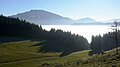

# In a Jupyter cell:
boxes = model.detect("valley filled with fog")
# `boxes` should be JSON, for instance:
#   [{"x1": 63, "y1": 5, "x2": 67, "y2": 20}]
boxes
[{"x1": 42, "y1": 25, "x2": 112, "y2": 43}]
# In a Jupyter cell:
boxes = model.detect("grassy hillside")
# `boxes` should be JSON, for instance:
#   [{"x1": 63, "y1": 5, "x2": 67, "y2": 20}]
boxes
[
  {"x1": 0, "y1": 40, "x2": 90, "y2": 67},
  {"x1": 0, "y1": 40, "x2": 120, "y2": 67},
  {"x1": 66, "y1": 48, "x2": 120, "y2": 67}
]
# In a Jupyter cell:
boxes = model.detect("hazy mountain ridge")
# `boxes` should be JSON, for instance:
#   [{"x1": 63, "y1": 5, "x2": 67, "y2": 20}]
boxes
[
  {"x1": 11, "y1": 10, "x2": 73, "y2": 25},
  {"x1": 73, "y1": 17, "x2": 113, "y2": 25},
  {"x1": 77, "y1": 17, "x2": 96, "y2": 23},
  {"x1": 11, "y1": 10, "x2": 115, "y2": 25}
]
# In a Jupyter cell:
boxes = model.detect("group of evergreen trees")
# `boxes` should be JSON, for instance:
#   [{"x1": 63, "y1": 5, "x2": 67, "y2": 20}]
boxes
[
  {"x1": 90, "y1": 32, "x2": 120, "y2": 54},
  {"x1": 0, "y1": 15, "x2": 43, "y2": 38},
  {"x1": 0, "y1": 15, "x2": 90, "y2": 55},
  {"x1": 47, "y1": 29, "x2": 89, "y2": 51},
  {"x1": 1, "y1": 15, "x2": 119, "y2": 55}
]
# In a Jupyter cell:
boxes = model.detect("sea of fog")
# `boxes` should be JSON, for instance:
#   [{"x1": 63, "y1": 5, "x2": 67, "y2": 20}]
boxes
[{"x1": 42, "y1": 25, "x2": 113, "y2": 43}]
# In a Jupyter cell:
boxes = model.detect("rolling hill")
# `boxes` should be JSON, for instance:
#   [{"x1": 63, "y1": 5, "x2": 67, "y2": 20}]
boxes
[
  {"x1": 0, "y1": 40, "x2": 90, "y2": 67},
  {"x1": 0, "y1": 40, "x2": 120, "y2": 67}
]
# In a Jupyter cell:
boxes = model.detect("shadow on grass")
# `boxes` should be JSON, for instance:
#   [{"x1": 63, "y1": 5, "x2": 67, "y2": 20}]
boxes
[
  {"x1": 0, "y1": 37, "x2": 83, "y2": 57},
  {"x1": 33, "y1": 41, "x2": 78, "y2": 57},
  {"x1": 0, "y1": 37, "x2": 28, "y2": 44},
  {"x1": 88, "y1": 50, "x2": 103, "y2": 56}
]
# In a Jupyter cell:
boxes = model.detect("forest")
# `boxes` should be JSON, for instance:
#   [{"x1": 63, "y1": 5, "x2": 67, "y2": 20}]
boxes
[
  {"x1": 0, "y1": 15, "x2": 90, "y2": 56},
  {"x1": 0, "y1": 15, "x2": 120, "y2": 67},
  {"x1": 0, "y1": 15, "x2": 120, "y2": 55},
  {"x1": 90, "y1": 31, "x2": 120, "y2": 55}
]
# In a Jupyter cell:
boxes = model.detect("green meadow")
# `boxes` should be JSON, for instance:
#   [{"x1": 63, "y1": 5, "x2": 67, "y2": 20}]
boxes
[
  {"x1": 0, "y1": 40, "x2": 90, "y2": 67},
  {"x1": 0, "y1": 40, "x2": 120, "y2": 67}
]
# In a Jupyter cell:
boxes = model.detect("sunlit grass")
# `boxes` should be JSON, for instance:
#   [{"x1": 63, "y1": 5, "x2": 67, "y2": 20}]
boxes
[
  {"x1": 1, "y1": 40, "x2": 119, "y2": 67},
  {"x1": 0, "y1": 40, "x2": 90, "y2": 67}
]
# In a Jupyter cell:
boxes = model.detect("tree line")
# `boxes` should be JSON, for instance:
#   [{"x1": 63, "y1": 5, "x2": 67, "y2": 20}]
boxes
[
  {"x1": 90, "y1": 31, "x2": 120, "y2": 55},
  {"x1": 0, "y1": 15, "x2": 90, "y2": 55},
  {"x1": 1, "y1": 15, "x2": 120, "y2": 55}
]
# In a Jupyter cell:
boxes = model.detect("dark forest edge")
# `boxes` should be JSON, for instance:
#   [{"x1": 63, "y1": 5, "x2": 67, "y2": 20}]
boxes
[
  {"x1": 90, "y1": 31, "x2": 120, "y2": 55},
  {"x1": 0, "y1": 15, "x2": 89, "y2": 56},
  {"x1": 0, "y1": 15, "x2": 120, "y2": 56}
]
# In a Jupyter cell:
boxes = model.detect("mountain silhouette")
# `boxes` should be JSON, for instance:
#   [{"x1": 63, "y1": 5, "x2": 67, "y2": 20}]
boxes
[
  {"x1": 77, "y1": 17, "x2": 96, "y2": 23},
  {"x1": 11, "y1": 10, "x2": 73, "y2": 25},
  {"x1": 11, "y1": 10, "x2": 114, "y2": 25}
]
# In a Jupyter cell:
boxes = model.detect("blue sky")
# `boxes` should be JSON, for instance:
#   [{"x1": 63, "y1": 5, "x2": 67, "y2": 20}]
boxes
[{"x1": 0, "y1": 0, "x2": 120, "y2": 21}]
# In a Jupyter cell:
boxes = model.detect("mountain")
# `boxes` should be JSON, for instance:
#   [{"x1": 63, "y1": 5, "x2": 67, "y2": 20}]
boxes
[
  {"x1": 11, "y1": 10, "x2": 73, "y2": 25},
  {"x1": 73, "y1": 17, "x2": 113, "y2": 25},
  {"x1": 11, "y1": 10, "x2": 115, "y2": 25},
  {"x1": 104, "y1": 19, "x2": 120, "y2": 23},
  {"x1": 77, "y1": 17, "x2": 96, "y2": 23},
  {"x1": 73, "y1": 17, "x2": 97, "y2": 25}
]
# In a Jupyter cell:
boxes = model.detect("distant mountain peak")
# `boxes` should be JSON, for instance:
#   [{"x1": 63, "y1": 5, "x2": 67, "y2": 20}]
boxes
[
  {"x1": 76, "y1": 17, "x2": 96, "y2": 24},
  {"x1": 77, "y1": 17, "x2": 96, "y2": 22},
  {"x1": 105, "y1": 19, "x2": 120, "y2": 22},
  {"x1": 11, "y1": 10, "x2": 73, "y2": 25}
]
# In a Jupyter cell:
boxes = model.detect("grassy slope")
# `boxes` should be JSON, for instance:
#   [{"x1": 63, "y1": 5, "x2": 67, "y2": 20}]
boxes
[
  {"x1": 64, "y1": 49, "x2": 120, "y2": 67},
  {"x1": 0, "y1": 40, "x2": 119, "y2": 67},
  {"x1": 0, "y1": 40, "x2": 90, "y2": 67},
  {"x1": 80, "y1": 49, "x2": 120, "y2": 67}
]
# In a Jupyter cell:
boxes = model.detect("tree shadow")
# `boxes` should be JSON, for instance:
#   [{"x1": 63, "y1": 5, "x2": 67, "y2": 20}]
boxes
[
  {"x1": 88, "y1": 50, "x2": 102, "y2": 56},
  {"x1": 0, "y1": 37, "x2": 27, "y2": 44},
  {"x1": 0, "y1": 37, "x2": 86, "y2": 57},
  {"x1": 33, "y1": 41, "x2": 78, "y2": 57},
  {"x1": 88, "y1": 51, "x2": 94, "y2": 56}
]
